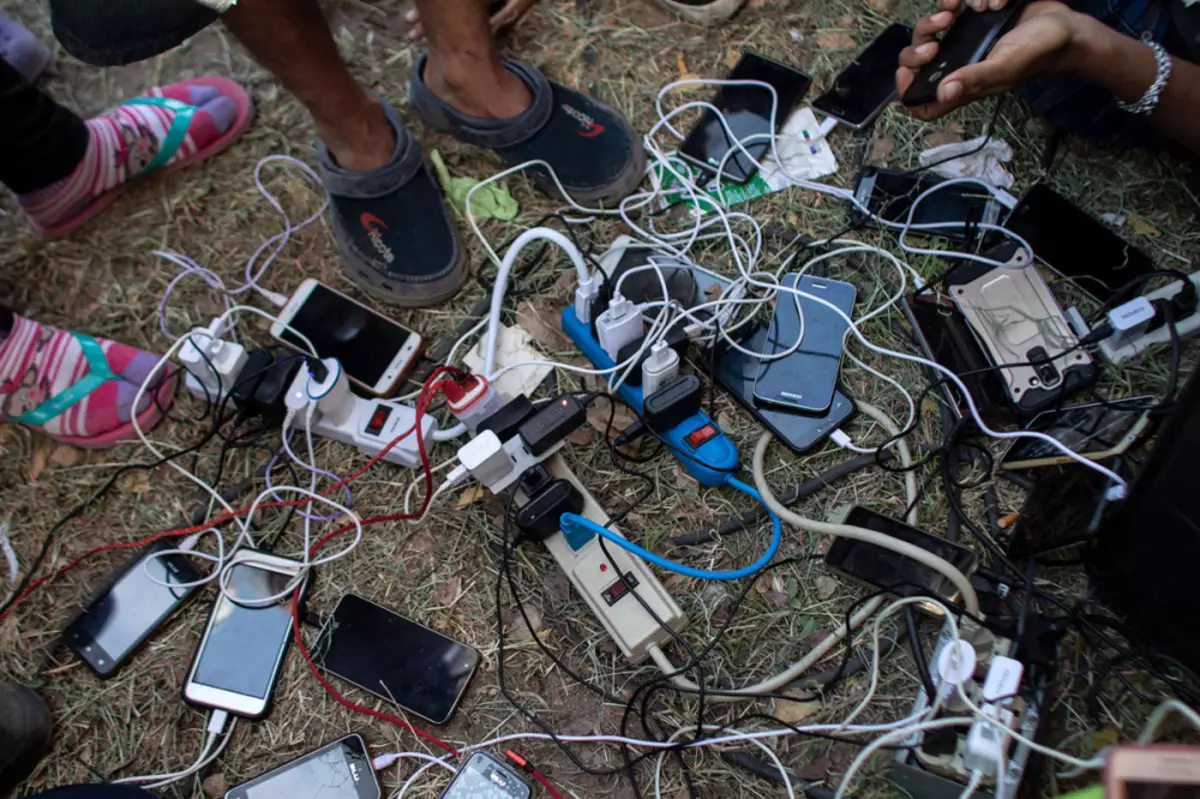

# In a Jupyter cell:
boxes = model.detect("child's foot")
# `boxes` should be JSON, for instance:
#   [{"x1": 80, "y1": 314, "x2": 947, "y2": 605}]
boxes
[
  {"x1": 17, "y1": 76, "x2": 254, "y2": 237},
  {"x1": 0, "y1": 312, "x2": 176, "y2": 449}
]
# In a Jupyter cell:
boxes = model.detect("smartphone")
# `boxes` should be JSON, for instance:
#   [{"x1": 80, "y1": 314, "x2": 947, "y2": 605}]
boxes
[
  {"x1": 812, "y1": 23, "x2": 913, "y2": 129},
  {"x1": 678, "y1": 52, "x2": 813, "y2": 184},
  {"x1": 903, "y1": 3, "x2": 1026, "y2": 107},
  {"x1": 852, "y1": 167, "x2": 1002, "y2": 242},
  {"x1": 904, "y1": 293, "x2": 1013, "y2": 423},
  {"x1": 183, "y1": 549, "x2": 308, "y2": 719},
  {"x1": 271, "y1": 279, "x2": 423, "y2": 397},
  {"x1": 1000, "y1": 397, "x2": 1154, "y2": 470},
  {"x1": 313, "y1": 593, "x2": 480, "y2": 725},
  {"x1": 440, "y1": 752, "x2": 532, "y2": 799},
  {"x1": 1003, "y1": 184, "x2": 1155, "y2": 304},
  {"x1": 710, "y1": 323, "x2": 856, "y2": 453},
  {"x1": 825, "y1": 506, "x2": 978, "y2": 611},
  {"x1": 1106, "y1": 746, "x2": 1200, "y2": 799},
  {"x1": 1007, "y1": 461, "x2": 1126, "y2": 560},
  {"x1": 225, "y1": 734, "x2": 380, "y2": 799},
  {"x1": 754, "y1": 273, "x2": 856, "y2": 413},
  {"x1": 63, "y1": 540, "x2": 201, "y2": 678}
]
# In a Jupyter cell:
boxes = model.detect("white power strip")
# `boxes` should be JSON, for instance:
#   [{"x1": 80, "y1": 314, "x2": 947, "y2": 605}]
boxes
[
  {"x1": 1088, "y1": 273, "x2": 1200, "y2": 364},
  {"x1": 525, "y1": 454, "x2": 687, "y2": 663}
]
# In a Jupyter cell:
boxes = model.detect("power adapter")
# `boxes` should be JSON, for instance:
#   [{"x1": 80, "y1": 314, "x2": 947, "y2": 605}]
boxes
[
  {"x1": 519, "y1": 395, "x2": 587, "y2": 456},
  {"x1": 615, "y1": 328, "x2": 690, "y2": 388},
  {"x1": 644, "y1": 375, "x2": 703, "y2": 431},
  {"x1": 229, "y1": 348, "x2": 304, "y2": 419},
  {"x1": 478, "y1": 394, "x2": 537, "y2": 442},
  {"x1": 641, "y1": 340, "x2": 680, "y2": 395},
  {"x1": 595, "y1": 294, "x2": 644, "y2": 360},
  {"x1": 515, "y1": 478, "x2": 584, "y2": 543}
]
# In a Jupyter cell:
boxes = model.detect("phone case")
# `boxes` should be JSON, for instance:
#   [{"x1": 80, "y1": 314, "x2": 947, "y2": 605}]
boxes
[
  {"x1": 439, "y1": 752, "x2": 532, "y2": 799},
  {"x1": 903, "y1": 3, "x2": 1026, "y2": 107},
  {"x1": 947, "y1": 242, "x2": 1097, "y2": 416}
]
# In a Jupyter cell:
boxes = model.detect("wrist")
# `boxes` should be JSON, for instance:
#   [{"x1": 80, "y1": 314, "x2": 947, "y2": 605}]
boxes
[
  {"x1": 1063, "y1": 11, "x2": 1116, "y2": 79},
  {"x1": 1065, "y1": 13, "x2": 1157, "y2": 103}
]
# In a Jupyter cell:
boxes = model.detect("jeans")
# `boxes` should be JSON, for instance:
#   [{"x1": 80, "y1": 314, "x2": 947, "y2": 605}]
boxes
[
  {"x1": 0, "y1": 59, "x2": 88, "y2": 194},
  {"x1": 49, "y1": 0, "x2": 217, "y2": 67}
]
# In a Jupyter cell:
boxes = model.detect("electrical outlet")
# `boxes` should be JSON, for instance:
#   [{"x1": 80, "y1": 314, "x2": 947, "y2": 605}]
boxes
[{"x1": 1097, "y1": 272, "x2": 1200, "y2": 363}]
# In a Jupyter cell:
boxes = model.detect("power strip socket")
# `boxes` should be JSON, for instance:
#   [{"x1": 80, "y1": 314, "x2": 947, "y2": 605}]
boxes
[
  {"x1": 1088, "y1": 272, "x2": 1200, "y2": 364},
  {"x1": 529, "y1": 454, "x2": 687, "y2": 663}
]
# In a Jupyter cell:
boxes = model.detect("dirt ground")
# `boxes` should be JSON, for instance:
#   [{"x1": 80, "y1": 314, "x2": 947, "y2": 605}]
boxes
[{"x1": 1, "y1": 0, "x2": 1199, "y2": 797}]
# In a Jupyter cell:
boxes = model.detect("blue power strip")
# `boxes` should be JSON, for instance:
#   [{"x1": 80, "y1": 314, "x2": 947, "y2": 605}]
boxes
[{"x1": 560, "y1": 307, "x2": 738, "y2": 487}]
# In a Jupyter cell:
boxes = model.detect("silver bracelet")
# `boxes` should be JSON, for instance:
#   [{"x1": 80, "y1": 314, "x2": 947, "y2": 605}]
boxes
[{"x1": 1116, "y1": 39, "x2": 1172, "y2": 116}]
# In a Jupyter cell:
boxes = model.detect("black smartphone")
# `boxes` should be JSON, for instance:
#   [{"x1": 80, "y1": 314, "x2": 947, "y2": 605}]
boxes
[
  {"x1": 1003, "y1": 184, "x2": 1155, "y2": 304},
  {"x1": 63, "y1": 539, "x2": 201, "y2": 678},
  {"x1": 225, "y1": 734, "x2": 380, "y2": 799},
  {"x1": 710, "y1": 323, "x2": 856, "y2": 453},
  {"x1": 852, "y1": 166, "x2": 1002, "y2": 242},
  {"x1": 904, "y1": 293, "x2": 1013, "y2": 423},
  {"x1": 812, "y1": 23, "x2": 914, "y2": 129},
  {"x1": 754, "y1": 273, "x2": 856, "y2": 413},
  {"x1": 999, "y1": 397, "x2": 1154, "y2": 470},
  {"x1": 903, "y1": 3, "x2": 1026, "y2": 107},
  {"x1": 678, "y1": 51, "x2": 813, "y2": 184},
  {"x1": 825, "y1": 506, "x2": 978, "y2": 610},
  {"x1": 440, "y1": 752, "x2": 532, "y2": 799},
  {"x1": 314, "y1": 593, "x2": 480, "y2": 725}
]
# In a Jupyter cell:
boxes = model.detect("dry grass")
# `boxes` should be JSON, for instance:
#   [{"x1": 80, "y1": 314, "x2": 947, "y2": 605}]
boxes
[{"x1": 1, "y1": 0, "x2": 1198, "y2": 797}]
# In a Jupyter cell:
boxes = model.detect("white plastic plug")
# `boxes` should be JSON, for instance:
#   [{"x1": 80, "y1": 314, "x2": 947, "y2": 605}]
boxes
[
  {"x1": 446, "y1": 375, "x2": 505, "y2": 431},
  {"x1": 178, "y1": 318, "x2": 247, "y2": 401},
  {"x1": 575, "y1": 271, "x2": 599, "y2": 325},
  {"x1": 596, "y1": 294, "x2": 644, "y2": 360},
  {"x1": 457, "y1": 430, "x2": 515, "y2": 487},
  {"x1": 306, "y1": 358, "x2": 354, "y2": 426},
  {"x1": 641, "y1": 340, "x2": 679, "y2": 396}
]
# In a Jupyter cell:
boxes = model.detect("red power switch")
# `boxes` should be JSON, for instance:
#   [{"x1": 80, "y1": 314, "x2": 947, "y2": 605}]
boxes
[
  {"x1": 365, "y1": 405, "x2": 391, "y2": 436},
  {"x1": 685, "y1": 423, "x2": 718, "y2": 449}
]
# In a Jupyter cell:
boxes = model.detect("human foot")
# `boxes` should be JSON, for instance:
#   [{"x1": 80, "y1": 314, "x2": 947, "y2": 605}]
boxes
[
  {"x1": 17, "y1": 76, "x2": 253, "y2": 237},
  {"x1": 411, "y1": 57, "x2": 646, "y2": 206},
  {"x1": 0, "y1": 313, "x2": 177, "y2": 448},
  {"x1": 422, "y1": 55, "x2": 533, "y2": 120},
  {"x1": 0, "y1": 12, "x2": 52, "y2": 82},
  {"x1": 317, "y1": 99, "x2": 467, "y2": 307},
  {"x1": 315, "y1": 92, "x2": 398, "y2": 172},
  {"x1": 404, "y1": 0, "x2": 539, "y2": 41}
]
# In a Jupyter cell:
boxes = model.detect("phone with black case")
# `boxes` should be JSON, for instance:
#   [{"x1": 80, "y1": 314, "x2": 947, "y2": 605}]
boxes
[{"x1": 903, "y1": 3, "x2": 1026, "y2": 107}]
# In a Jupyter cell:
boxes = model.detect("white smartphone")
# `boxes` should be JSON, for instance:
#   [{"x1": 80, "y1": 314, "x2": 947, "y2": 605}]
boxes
[
  {"x1": 270, "y1": 279, "x2": 423, "y2": 397},
  {"x1": 1107, "y1": 746, "x2": 1200, "y2": 799},
  {"x1": 183, "y1": 549, "x2": 308, "y2": 719}
]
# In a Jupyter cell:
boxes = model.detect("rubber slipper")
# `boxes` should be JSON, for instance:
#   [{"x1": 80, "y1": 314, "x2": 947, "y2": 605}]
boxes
[
  {"x1": 654, "y1": 0, "x2": 746, "y2": 25},
  {"x1": 44, "y1": 371, "x2": 178, "y2": 450},
  {"x1": 411, "y1": 57, "x2": 646, "y2": 207},
  {"x1": 317, "y1": 98, "x2": 467, "y2": 308},
  {"x1": 0, "y1": 12, "x2": 52, "y2": 83},
  {"x1": 32, "y1": 76, "x2": 255, "y2": 238}
]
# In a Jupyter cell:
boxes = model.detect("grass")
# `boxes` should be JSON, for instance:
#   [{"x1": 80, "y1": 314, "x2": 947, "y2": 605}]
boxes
[{"x1": 1, "y1": 0, "x2": 1198, "y2": 797}]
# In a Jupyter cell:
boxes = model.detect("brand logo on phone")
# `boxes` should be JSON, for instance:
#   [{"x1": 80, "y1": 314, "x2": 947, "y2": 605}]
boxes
[
  {"x1": 349, "y1": 762, "x2": 361, "y2": 783},
  {"x1": 360, "y1": 213, "x2": 395, "y2": 264},
  {"x1": 562, "y1": 104, "x2": 605, "y2": 137}
]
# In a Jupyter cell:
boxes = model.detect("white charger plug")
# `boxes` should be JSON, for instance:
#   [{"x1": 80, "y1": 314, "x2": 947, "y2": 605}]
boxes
[
  {"x1": 596, "y1": 294, "x2": 645, "y2": 361},
  {"x1": 641, "y1": 340, "x2": 679, "y2": 395}
]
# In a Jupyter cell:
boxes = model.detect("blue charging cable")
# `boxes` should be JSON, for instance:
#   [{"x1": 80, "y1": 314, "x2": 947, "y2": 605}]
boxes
[{"x1": 558, "y1": 474, "x2": 782, "y2": 581}]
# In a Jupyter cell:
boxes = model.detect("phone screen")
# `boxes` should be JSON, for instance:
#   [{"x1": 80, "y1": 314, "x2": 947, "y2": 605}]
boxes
[
  {"x1": 754, "y1": 274, "x2": 856, "y2": 413},
  {"x1": 281, "y1": 284, "x2": 413, "y2": 387},
  {"x1": 905, "y1": 295, "x2": 1011, "y2": 420},
  {"x1": 442, "y1": 753, "x2": 532, "y2": 799},
  {"x1": 1003, "y1": 184, "x2": 1154, "y2": 303},
  {"x1": 64, "y1": 541, "x2": 200, "y2": 673},
  {"x1": 227, "y1": 736, "x2": 378, "y2": 799},
  {"x1": 904, "y1": 5, "x2": 1024, "y2": 106},
  {"x1": 679, "y1": 52, "x2": 812, "y2": 183},
  {"x1": 315, "y1": 594, "x2": 480, "y2": 724},
  {"x1": 192, "y1": 564, "x2": 296, "y2": 699},
  {"x1": 712, "y1": 324, "x2": 854, "y2": 453},
  {"x1": 854, "y1": 168, "x2": 1001, "y2": 241},
  {"x1": 825, "y1": 507, "x2": 978, "y2": 605},
  {"x1": 812, "y1": 23, "x2": 912, "y2": 127},
  {"x1": 1000, "y1": 398, "x2": 1152, "y2": 468}
]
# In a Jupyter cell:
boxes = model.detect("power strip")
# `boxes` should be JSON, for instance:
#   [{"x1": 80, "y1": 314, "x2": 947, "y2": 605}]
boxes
[
  {"x1": 525, "y1": 454, "x2": 687, "y2": 663},
  {"x1": 1076, "y1": 272, "x2": 1200, "y2": 364}
]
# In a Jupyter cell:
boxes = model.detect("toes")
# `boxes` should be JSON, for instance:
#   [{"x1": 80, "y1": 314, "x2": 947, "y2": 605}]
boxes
[
  {"x1": 200, "y1": 96, "x2": 238, "y2": 134},
  {"x1": 186, "y1": 85, "x2": 221, "y2": 106}
]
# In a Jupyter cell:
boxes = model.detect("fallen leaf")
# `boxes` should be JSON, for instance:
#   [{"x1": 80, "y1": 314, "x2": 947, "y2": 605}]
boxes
[
  {"x1": 586, "y1": 402, "x2": 638, "y2": 437},
  {"x1": 816, "y1": 575, "x2": 840, "y2": 600},
  {"x1": 433, "y1": 577, "x2": 462, "y2": 606},
  {"x1": 568, "y1": 425, "x2": 597, "y2": 446},
  {"x1": 798, "y1": 756, "x2": 832, "y2": 782},
  {"x1": 122, "y1": 470, "x2": 152, "y2": 495},
  {"x1": 508, "y1": 607, "x2": 544, "y2": 641},
  {"x1": 726, "y1": 49, "x2": 741, "y2": 70},
  {"x1": 1092, "y1": 728, "x2": 1119, "y2": 751},
  {"x1": 815, "y1": 30, "x2": 856, "y2": 50},
  {"x1": 868, "y1": 136, "x2": 894, "y2": 165},
  {"x1": 676, "y1": 51, "x2": 690, "y2": 77},
  {"x1": 774, "y1": 693, "x2": 821, "y2": 724},
  {"x1": 754, "y1": 574, "x2": 789, "y2": 608},
  {"x1": 202, "y1": 774, "x2": 229, "y2": 798},
  {"x1": 673, "y1": 465, "x2": 694, "y2": 491},
  {"x1": 27, "y1": 446, "x2": 48, "y2": 483},
  {"x1": 543, "y1": 571, "x2": 573, "y2": 603},
  {"x1": 50, "y1": 444, "x2": 81, "y2": 468},
  {"x1": 455, "y1": 484, "x2": 489, "y2": 509},
  {"x1": 1129, "y1": 215, "x2": 1161, "y2": 237},
  {"x1": 924, "y1": 128, "x2": 964, "y2": 148},
  {"x1": 516, "y1": 298, "x2": 571, "y2": 352},
  {"x1": 868, "y1": 0, "x2": 898, "y2": 12}
]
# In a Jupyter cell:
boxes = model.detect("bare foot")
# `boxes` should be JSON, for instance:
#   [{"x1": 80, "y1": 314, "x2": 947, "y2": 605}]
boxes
[
  {"x1": 423, "y1": 57, "x2": 533, "y2": 120},
  {"x1": 317, "y1": 93, "x2": 397, "y2": 171},
  {"x1": 405, "y1": 0, "x2": 539, "y2": 41}
]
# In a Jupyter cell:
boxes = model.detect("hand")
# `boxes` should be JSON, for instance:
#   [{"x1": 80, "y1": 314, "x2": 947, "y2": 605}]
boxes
[
  {"x1": 405, "y1": 0, "x2": 540, "y2": 41},
  {"x1": 896, "y1": 0, "x2": 1088, "y2": 120}
]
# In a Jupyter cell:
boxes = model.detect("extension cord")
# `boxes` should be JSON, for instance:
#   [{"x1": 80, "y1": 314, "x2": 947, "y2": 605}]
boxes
[
  {"x1": 528, "y1": 454, "x2": 687, "y2": 663},
  {"x1": 1086, "y1": 272, "x2": 1200, "y2": 363}
]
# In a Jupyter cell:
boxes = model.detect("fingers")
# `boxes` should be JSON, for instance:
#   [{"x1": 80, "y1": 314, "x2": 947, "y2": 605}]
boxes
[
  {"x1": 937, "y1": 60, "x2": 1015, "y2": 103},
  {"x1": 964, "y1": 0, "x2": 1010, "y2": 9},
  {"x1": 895, "y1": 66, "x2": 956, "y2": 121},
  {"x1": 912, "y1": 9, "x2": 955, "y2": 45},
  {"x1": 405, "y1": 7, "x2": 425, "y2": 40},
  {"x1": 898, "y1": 40, "x2": 940, "y2": 69}
]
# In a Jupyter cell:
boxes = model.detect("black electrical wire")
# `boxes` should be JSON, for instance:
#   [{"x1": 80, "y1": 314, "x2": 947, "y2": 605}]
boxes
[{"x1": 904, "y1": 606, "x2": 937, "y2": 701}]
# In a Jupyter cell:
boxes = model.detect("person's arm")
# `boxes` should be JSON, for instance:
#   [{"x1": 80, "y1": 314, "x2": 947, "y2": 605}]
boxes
[{"x1": 897, "y1": 0, "x2": 1200, "y2": 155}]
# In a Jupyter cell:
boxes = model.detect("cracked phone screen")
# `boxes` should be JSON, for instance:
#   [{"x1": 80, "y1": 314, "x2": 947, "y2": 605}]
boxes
[{"x1": 245, "y1": 749, "x2": 362, "y2": 799}]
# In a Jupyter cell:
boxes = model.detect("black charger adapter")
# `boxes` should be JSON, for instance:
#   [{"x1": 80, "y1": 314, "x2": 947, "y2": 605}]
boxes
[
  {"x1": 644, "y1": 375, "x2": 703, "y2": 431},
  {"x1": 516, "y1": 478, "x2": 584, "y2": 543},
  {"x1": 519, "y1": 395, "x2": 587, "y2": 456}
]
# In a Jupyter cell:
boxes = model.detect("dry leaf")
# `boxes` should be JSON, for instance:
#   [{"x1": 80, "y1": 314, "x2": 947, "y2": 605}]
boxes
[
  {"x1": 798, "y1": 756, "x2": 832, "y2": 782},
  {"x1": 27, "y1": 446, "x2": 48, "y2": 483},
  {"x1": 586, "y1": 402, "x2": 638, "y2": 437},
  {"x1": 726, "y1": 49, "x2": 741, "y2": 70},
  {"x1": 508, "y1": 607, "x2": 543, "y2": 641},
  {"x1": 868, "y1": 0, "x2": 898, "y2": 12},
  {"x1": 202, "y1": 774, "x2": 229, "y2": 798},
  {"x1": 516, "y1": 298, "x2": 571, "y2": 352},
  {"x1": 815, "y1": 30, "x2": 856, "y2": 50},
  {"x1": 755, "y1": 574, "x2": 790, "y2": 608},
  {"x1": 50, "y1": 444, "x2": 81, "y2": 468},
  {"x1": 676, "y1": 51, "x2": 690, "y2": 77},
  {"x1": 455, "y1": 484, "x2": 488, "y2": 509},
  {"x1": 868, "y1": 136, "x2": 894, "y2": 165},
  {"x1": 924, "y1": 128, "x2": 964, "y2": 148},
  {"x1": 774, "y1": 694, "x2": 821, "y2": 724},
  {"x1": 433, "y1": 577, "x2": 462, "y2": 606},
  {"x1": 1129, "y1": 215, "x2": 1161, "y2": 237},
  {"x1": 543, "y1": 571, "x2": 573, "y2": 604},
  {"x1": 568, "y1": 425, "x2": 597, "y2": 446},
  {"x1": 816, "y1": 575, "x2": 840, "y2": 600}
]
